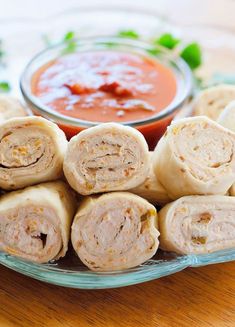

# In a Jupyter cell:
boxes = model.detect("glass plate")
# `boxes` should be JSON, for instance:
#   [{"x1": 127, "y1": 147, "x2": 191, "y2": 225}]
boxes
[
  {"x1": 1, "y1": 248, "x2": 235, "y2": 289},
  {"x1": 1, "y1": 5, "x2": 235, "y2": 289}
]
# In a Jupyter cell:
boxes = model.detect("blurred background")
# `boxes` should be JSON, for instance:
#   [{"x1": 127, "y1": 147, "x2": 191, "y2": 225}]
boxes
[
  {"x1": 1, "y1": 0, "x2": 235, "y2": 94},
  {"x1": 1, "y1": 0, "x2": 235, "y2": 29}
]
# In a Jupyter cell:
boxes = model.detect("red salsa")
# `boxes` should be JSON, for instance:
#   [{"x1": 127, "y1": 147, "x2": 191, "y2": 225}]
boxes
[{"x1": 32, "y1": 51, "x2": 177, "y2": 124}]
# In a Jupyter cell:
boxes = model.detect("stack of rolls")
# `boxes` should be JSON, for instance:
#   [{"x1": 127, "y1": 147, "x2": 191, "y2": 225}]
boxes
[
  {"x1": 0, "y1": 114, "x2": 77, "y2": 263},
  {"x1": 64, "y1": 122, "x2": 160, "y2": 270},
  {"x1": 151, "y1": 114, "x2": 235, "y2": 255},
  {"x1": 64, "y1": 114, "x2": 235, "y2": 266},
  {"x1": 1, "y1": 88, "x2": 235, "y2": 272},
  {"x1": 0, "y1": 112, "x2": 161, "y2": 270}
]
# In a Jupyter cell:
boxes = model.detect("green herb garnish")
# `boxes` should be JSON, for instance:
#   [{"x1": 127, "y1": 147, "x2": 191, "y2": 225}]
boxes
[
  {"x1": 180, "y1": 42, "x2": 202, "y2": 70},
  {"x1": 147, "y1": 47, "x2": 161, "y2": 56},
  {"x1": 62, "y1": 42, "x2": 77, "y2": 54},
  {"x1": 61, "y1": 31, "x2": 77, "y2": 54},
  {"x1": 154, "y1": 33, "x2": 180, "y2": 50},
  {"x1": 63, "y1": 31, "x2": 75, "y2": 42},
  {"x1": 42, "y1": 31, "x2": 77, "y2": 49},
  {"x1": 0, "y1": 81, "x2": 11, "y2": 93},
  {"x1": 118, "y1": 30, "x2": 139, "y2": 39}
]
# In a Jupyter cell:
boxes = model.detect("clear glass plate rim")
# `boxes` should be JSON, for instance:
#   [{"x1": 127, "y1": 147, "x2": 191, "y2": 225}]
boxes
[
  {"x1": 1, "y1": 249, "x2": 235, "y2": 289},
  {"x1": 0, "y1": 252, "x2": 191, "y2": 288}
]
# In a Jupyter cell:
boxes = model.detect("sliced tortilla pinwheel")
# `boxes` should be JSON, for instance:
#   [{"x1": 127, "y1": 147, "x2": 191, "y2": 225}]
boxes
[
  {"x1": 159, "y1": 195, "x2": 235, "y2": 254},
  {"x1": 129, "y1": 152, "x2": 170, "y2": 205},
  {"x1": 217, "y1": 101, "x2": 235, "y2": 197},
  {"x1": 0, "y1": 116, "x2": 67, "y2": 190},
  {"x1": 71, "y1": 192, "x2": 159, "y2": 271},
  {"x1": 0, "y1": 181, "x2": 77, "y2": 263},
  {"x1": 193, "y1": 84, "x2": 235, "y2": 120},
  {"x1": 217, "y1": 100, "x2": 235, "y2": 133},
  {"x1": 0, "y1": 95, "x2": 27, "y2": 123},
  {"x1": 63, "y1": 123, "x2": 150, "y2": 195},
  {"x1": 153, "y1": 116, "x2": 235, "y2": 200}
]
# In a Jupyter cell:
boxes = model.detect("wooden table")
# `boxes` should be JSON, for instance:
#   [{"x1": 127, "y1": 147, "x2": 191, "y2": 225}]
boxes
[{"x1": 1, "y1": 261, "x2": 235, "y2": 327}]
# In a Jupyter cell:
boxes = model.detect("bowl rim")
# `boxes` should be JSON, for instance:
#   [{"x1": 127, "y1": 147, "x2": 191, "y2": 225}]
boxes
[{"x1": 20, "y1": 36, "x2": 193, "y2": 128}]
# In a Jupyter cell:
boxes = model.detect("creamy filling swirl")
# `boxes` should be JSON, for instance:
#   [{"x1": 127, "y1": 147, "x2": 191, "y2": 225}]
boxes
[{"x1": 0, "y1": 206, "x2": 62, "y2": 263}]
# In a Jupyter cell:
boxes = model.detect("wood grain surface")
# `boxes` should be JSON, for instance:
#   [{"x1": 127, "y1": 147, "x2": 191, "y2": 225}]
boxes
[{"x1": 0, "y1": 262, "x2": 235, "y2": 327}]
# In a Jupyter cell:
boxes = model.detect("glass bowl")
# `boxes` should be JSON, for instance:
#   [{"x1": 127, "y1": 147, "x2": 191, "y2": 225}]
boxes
[{"x1": 20, "y1": 36, "x2": 193, "y2": 149}]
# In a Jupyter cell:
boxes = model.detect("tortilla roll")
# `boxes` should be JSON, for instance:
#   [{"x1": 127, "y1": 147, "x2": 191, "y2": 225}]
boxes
[
  {"x1": 0, "y1": 116, "x2": 67, "y2": 190},
  {"x1": 129, "y1": 152, "x2": 170, "y2": 205},
  {"x1": 217, "y1": 100, "x2": 235, "y2": 133},
  {"x1": 153, "y1": 116, "x2": 235, "y2": 200},
  {"x1": 64, "y1": 123, "x2": 150, "y2": 195},
  {"x1": 159, "y1": 195, "x2": 235, "y2": 254},
  {"x1": 193, "y1": 84, "x2": 235, "y2": 120},
  {"x1": 0, "y1": 181, "x2": 77, "y2": 263},
  {"x1": 71, "y1": 192, "x2": 159, "y2": 271},
  {"x1": 217, "y1": 101, "x2": 235, "y2": 196},
  {"x1": 0, "y1": 95, "x2": 27, "y2": 122}
]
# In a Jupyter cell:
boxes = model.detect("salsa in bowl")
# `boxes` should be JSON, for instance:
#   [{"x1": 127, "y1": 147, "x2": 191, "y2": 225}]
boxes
[{"x1": 20, "y1": 37, "x2": 192, "y2": 149}]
